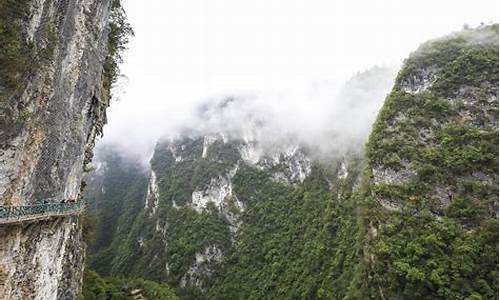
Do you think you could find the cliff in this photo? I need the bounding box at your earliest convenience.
[0,0,128,298]
[363,24,498,299]
[84,25,498,299]
[84,66,394,299]
[87,134,362,299]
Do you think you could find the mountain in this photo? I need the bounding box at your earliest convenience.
[87,134,365,299]
[85,24,498,299]
[0,0,130,298]
[363,24,498,299]
[85,64,395,299]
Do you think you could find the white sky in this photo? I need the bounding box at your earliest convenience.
[101,0,498,157]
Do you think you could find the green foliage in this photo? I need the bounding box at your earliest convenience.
[367,25,498,213]
[82,268,178,300]
[39,22,58,61]
[102,0,134,97]
[81,209,97,243]
[87,25,498,299]
[370,211,498,299]
[88,139,234,295]
[151,138,240,206]
[88,139,367,299]
[398,25,499,97]
[86,150,149,276]
[107,205,231,289]
[208,161,366,300]
[0,0,33,89]
[364,24,499,299]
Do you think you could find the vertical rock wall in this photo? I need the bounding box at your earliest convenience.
[0,0,114,298]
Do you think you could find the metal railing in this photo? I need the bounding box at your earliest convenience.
[0,200,85,225]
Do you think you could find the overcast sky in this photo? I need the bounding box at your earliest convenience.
[100,0,498,158]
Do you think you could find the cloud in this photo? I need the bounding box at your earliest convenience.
[95,0,498,162]
[98,66,397,162]
[188,66,397,157]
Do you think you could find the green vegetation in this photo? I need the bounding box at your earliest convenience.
[88,139,367,299]
[398,24,499,96]
[86,149,149,276]
[150,138,240,206]
[82,152,179,299]
[368,25,498,213]
[364,24,498,299]
[369,207,498,299]
[82,269,178,300]
[86,25,498,300]
[107,205,231,294]
[86,140,236,297]
[95,139,235,298]
[208,160,367,299]
[0,0,32,90]
[102,0,134,99]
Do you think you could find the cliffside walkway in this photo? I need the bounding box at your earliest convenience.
[0,201,85,225]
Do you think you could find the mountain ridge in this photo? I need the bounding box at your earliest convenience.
[84,24,498,299]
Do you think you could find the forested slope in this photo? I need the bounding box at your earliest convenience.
[84,25,498,299]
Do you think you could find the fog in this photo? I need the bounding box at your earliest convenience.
[97,0,498,161]
[167,66,397,159]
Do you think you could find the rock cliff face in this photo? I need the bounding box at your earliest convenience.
[85,25,498,300]
[88,68,393,299]
[363,24,498,299]
[85,66,396,299]
[87,132,365,299]
[88,132,319,291]
[0,0,118,298]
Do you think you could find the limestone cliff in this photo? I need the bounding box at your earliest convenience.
[84,25,498,300]
[362,24,498,299]
[84,66,396,298]
[0,0,124,298]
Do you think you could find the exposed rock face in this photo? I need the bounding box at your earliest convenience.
[364,25,498,299]
[83,25,497,299]
[368,25,499,213]
[84,66,397,298]
[255,144,312,184]
[0,0,115,298]
[399,65,439,94]
[180,245,223,289]
[0,0,112,205]
[152,134,312,213]
[145,170,160,215]
[0,218,84,299]
[191,171,235,213]
[87,133,317,292]
[372,163,417,185]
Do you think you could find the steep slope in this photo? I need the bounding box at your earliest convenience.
[0,0,130,298]
[90,136,324,298]
[86,24,498,300]
[88,141,365,300]
[362,24,498,299]
[85,147,149,276]
[83,150,182,299]
[85,66,396,299]
[82,269,179,300]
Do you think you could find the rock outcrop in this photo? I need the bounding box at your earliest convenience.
[83,26,498,299]
[364,24,498,299]
[0,0,119,298]
[84,67,397,297]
